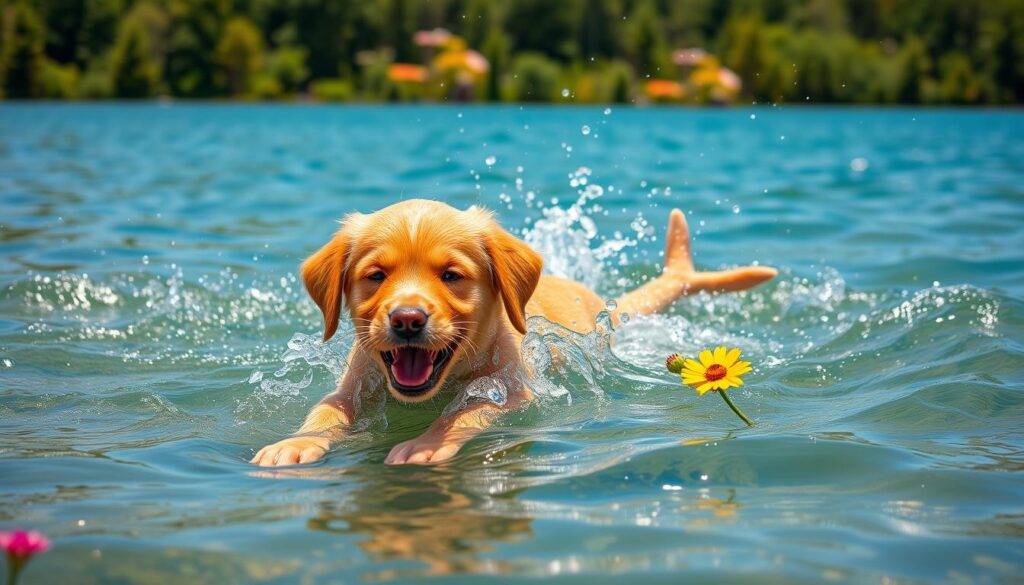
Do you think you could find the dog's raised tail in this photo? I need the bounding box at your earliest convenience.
[614,208,777,318]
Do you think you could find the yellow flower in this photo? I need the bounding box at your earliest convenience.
[680,346,751,396]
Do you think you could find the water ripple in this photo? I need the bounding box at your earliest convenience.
[1,105,1022,583]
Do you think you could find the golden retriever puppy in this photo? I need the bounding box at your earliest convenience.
[252,200,775,466]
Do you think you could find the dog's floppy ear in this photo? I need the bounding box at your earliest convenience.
[485,225,543,334]
[301,225,351,341]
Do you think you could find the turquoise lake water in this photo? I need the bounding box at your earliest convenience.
[1,104,1023,584]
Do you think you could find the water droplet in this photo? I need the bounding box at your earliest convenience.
[850,158,869,172]
[619,313,630,323]
[485,155,496,166]
[732,205,741,214]
[605,299,618,311]
[604,107,612,115]
[561,88,570,98]
[581,125,591,135]
[487,387,505,405]
[749,113,756,120]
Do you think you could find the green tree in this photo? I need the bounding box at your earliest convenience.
[790,0,848,32]
[481,27,509,102]
[938,53,980,104]
[787,29,838,101]
[0,1,46,98]
[458,0,507,101]
[719,10,768,100]
[859,44,902,103]
[79,0,124,66]
[39,0,85,65]
[625,0,670,78]
[665,0,717,48]
[216,16,263,96]
[266,45,309,94]
[11,0,1024,104]
[602,59,633,103]
[164,0,227,97]
[309,78,353,101]
[462,0,502,48]
[358,50,392,101]
[37,0,124,69]
[388,0,416,62]
[897,35,931,104]
[251,0,367,80]
[984,0,1024,103]
[40,57,78,98]
[579,0,621,60]
[77,53,112,97]
[507,52,560,101]
[756,25,796,102]
[505,0,577,61]
[109,15,159,97]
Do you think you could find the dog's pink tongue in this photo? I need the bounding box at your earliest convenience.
[392,348,433,387]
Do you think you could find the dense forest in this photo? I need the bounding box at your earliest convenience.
[3,0,1023,104]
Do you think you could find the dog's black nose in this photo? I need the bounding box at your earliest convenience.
[389,308,428,339]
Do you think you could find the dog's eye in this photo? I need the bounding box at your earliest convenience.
[441,270,462,282]
[367,271,386,282]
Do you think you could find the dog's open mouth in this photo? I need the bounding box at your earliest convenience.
[380,344,457,396]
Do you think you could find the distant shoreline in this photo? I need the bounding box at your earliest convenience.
[2,100,1022,110]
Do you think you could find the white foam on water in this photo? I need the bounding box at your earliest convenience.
[14,266,315,367]
[234,326,356,426]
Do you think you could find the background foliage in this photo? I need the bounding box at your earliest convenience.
[3,0,1022,103]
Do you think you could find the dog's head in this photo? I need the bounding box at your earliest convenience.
[302,200,542,403]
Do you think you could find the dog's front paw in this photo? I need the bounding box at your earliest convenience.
[251,436,329,467]
[385,434,463,465]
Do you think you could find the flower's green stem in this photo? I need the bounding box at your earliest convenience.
[718,390,754,426]
[7,558,20,585]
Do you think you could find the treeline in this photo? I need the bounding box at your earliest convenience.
[3,0,1023,104]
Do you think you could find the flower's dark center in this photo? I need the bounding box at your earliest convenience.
[705,364,727,382]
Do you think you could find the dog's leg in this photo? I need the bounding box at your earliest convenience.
[384,403,501,465]
[615,208,777,316]
[384,385,529,465]
[251,348,368,466]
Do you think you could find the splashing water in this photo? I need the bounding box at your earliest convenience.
[521,166,647,290]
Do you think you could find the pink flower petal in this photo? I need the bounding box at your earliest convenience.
[0,529,51,558]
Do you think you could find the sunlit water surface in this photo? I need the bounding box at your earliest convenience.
[2,105,1023,584]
